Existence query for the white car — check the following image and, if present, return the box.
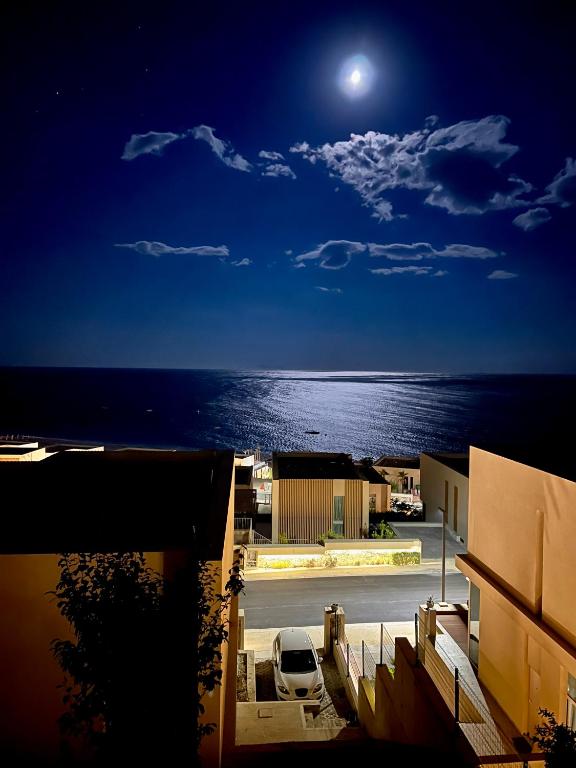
[272,628,325,701]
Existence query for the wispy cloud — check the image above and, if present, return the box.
[367,242,499,260]
[290,115,532,220]
[370,266,434,276]
[316,286,343,293]
[262,163,297,179]
[294,240,366,270]
[114,241,229,257]
[512,207,551,231]
[231,258,252,267]
[122,131,185,161]
[487,269,518,280]
[259,150,285,161]
[537,157,576,208]
[433,270,449,277]
[191,125,252,172]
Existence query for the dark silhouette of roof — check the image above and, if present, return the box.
[272,452,363,480]
[354,463,390,484]
[374,455,420,469]
[422,452,470,477]
[0,449,234,559]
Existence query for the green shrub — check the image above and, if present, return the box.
[278,532,288,544]
[391,551,420,565]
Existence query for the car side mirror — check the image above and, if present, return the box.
[317,656,323,664]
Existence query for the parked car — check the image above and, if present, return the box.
[272,628,325,701]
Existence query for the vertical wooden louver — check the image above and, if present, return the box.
[344,480,363,538]
[278,480,332,542]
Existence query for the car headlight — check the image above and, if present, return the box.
[278,684,289,694]
[312,683,323,693]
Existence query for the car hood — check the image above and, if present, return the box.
[277,668,322,692]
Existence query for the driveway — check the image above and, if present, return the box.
[392,523,466,561]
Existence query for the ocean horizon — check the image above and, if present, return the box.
[1,367,574,459]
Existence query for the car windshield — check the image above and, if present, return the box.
[280,649,317,674]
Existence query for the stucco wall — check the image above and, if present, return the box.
[0,551,163,760]
[420,453,469,543]
[459,447,576,732]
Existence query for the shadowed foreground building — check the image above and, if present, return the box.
[0,449,238,766]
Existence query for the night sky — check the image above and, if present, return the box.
[2,1,575,372]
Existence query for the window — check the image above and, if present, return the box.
[567,673,576,730]
[333,496,344,535]
[469,581,480,670]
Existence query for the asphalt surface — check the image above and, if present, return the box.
[392,523,467,560]
[241,572,468,628]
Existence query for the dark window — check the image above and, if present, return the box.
[333,495,344,534]
[281,649,317,674]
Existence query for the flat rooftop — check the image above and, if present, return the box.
[273,452,362,481]
[0,449,234,559]
[354,463,389,484]
[422,452,470,477]
[374,455,420,469]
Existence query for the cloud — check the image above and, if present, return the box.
[537,157,576,208]
[487,270,518,280]
[432,270,449,277]
[114,241,229,257]
[190,125,252,172]
[367,242,498,260]
[259,150,285,161]
[370,266,434,276]
[293,262,306,269]
[262,163,297,180]
[316,286,343,294]
[285,249,293,256]
[290,115,531,219]
[231,258,252,267]
[294,240,366,270]
[512,207,551,231]
[122,131,184,161]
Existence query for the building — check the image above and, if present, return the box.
[456,447,576,738]
[355,462,391,513]
[0,441,48,461]
[271,452,369,543]
[420,452,469,544]
[0,449,238,766]
[373,455,420,496]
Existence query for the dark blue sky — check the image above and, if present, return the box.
[2,1,575,372]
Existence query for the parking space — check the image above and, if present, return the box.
[255,656,354,728]
[392,523,466,561]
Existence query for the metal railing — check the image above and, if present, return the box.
[249,530,272,544]
[432,636,541,763]
[361,641,377,687]
[233,517,252,530]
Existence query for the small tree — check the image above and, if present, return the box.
[529,708,576,767]
[50,551,243,762]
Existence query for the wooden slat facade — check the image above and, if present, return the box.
[344,479,363,538]
[278,479,364,542]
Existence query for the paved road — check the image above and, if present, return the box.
[241,572,468,628]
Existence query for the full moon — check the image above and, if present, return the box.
[338,54,375,98]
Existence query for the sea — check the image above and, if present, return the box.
[0,368,574,459]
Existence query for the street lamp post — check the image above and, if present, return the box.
[439,506,447,603]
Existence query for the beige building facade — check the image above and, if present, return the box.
[420,452,469,544]
[271,453,369,543]
[457,447,576,737]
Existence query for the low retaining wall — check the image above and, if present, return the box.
[247,539,421,569]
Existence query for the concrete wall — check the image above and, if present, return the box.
[369,482,391,513]
[458,447,576,734]
[420,453,469,544]
[272,478,367,543]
